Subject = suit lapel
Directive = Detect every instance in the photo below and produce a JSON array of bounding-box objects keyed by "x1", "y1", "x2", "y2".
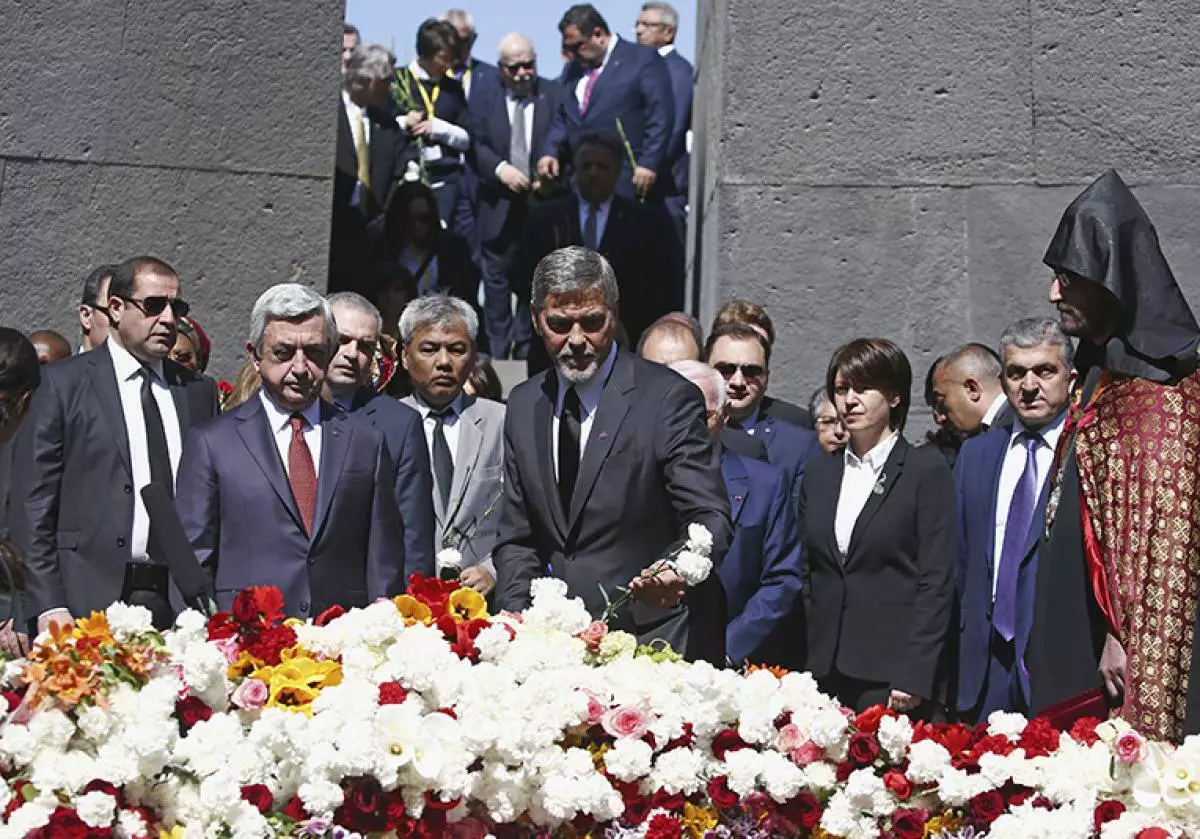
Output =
[
  {"x1": 532, "y1": 86, "x2": 552, "y2": 154},
  {"x1": 1022, "y1": 478, "x2": 1053, "y2": 564},
  {"x1": 722, "y1": 454, "x2": 750, "y2": 524},
  {"x1": 824, "y1": 455, "x2": 845, "y2": 566},
  {"x1": 587, "y1": 42, "x2": 623, "y2": 112},
  {"x1": 599, "y1": 200, "x2": 627, "y2": 254},
  {"x1": 981, "y1": 432, "x2": 1009, "y2": 574},
  {"x1": 90, "y1": 345, "x2": 133, "y2": 477},
  {"x1": 447, "y1": 399, "x2": 485, "y2": 527},
  {"x1": 846, "y1": 437, "x2": 908, "y2": 564},
  {"x1": 234, "y1": 397, "x2": 306, "y2": 532},
  {"x1": 536, "y1": 375, "x2": 568, "y2": 540},
  {"x1": 311, "y1": 403, "x2": 349, "y2": 545},
  {"x1": 568, "y1": 352, "x2": 632, "y2": 529}
]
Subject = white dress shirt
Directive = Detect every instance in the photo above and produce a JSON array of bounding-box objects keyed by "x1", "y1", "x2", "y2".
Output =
[
  {"x1": 574, "y1": 34, "x2": 621, "y2": 105},
  {"x1": 658, "y1": 44, "x2": 676, "y2": 57},
  {"x1": 258, "y1": 390, "x2": 322, "y2": 479},
  {"x1": 495, "y1": 91, "x2": 538, "y2": 176},
  {"x1": 981, "y1": 393, "x2": 1008, "y2": 430},
  {"x1": 405, "y1": 61, "x2": 470, "y2": 153},
  {"x1": 990, "y1": 413, "x2": 1064, "y2": 596},
  {"x1": 552, "y1": 346, "x2": 619, "y2": 479},
  {"x1": 107, "y1": 337, "x2": 184, "y2": 562},
  {"x1": 834, "y1": 431, "x2": 899, "y2": 557},
  {"x1": 412, "y1": 392, "x2": 465, "y2": 467},
  {"x1": 577, "y1": 195, "x2": 613, "y2": 248}
]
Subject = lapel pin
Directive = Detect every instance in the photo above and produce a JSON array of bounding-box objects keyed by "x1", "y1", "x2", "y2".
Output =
[
  {"x1": 598, "y1": 431, "x2": 609, "y2": 439},
  {"x1": 872, "y1": 472, "x2": 887, "y2": 495}
]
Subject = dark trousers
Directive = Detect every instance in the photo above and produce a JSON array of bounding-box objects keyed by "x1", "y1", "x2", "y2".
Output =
[
  {"x1": 431, "y1": 170, "x2": 463, "y2": 229},
  {"x1": 819, "y1": 667, "x2": 940, "y2": 720},
  {"x1": 120, "y1": 563, "x2": 173, "y2": 630},
  {"x1": 480, "y1": 205, "x2": 533, "y2": 360},
  {"x1": 961, "y1": 632, "x2": 1022, "y2": 724}
]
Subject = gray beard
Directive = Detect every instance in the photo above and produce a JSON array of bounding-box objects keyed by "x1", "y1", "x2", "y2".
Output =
[{"x1": 557, "y1": 360, "x2": 598, "y2": 384}]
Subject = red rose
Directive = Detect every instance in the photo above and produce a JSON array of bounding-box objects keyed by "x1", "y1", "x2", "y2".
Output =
[
  {"x1": 1135, "y1": 829, "x2": 1172, "y2": 839},
  {"x1": 707, "y1": 776, "x2": 739, "y2": 809},
  {"x1": 786, "y1": 792, "x2": 822, "y2": 829},
  {"x1": 624, "y1": 795, "x2": 651, "y2": 825},
  {"x1": 315, "y1": 604, "x2": 346, "y2": 626},
  {"x1": 1094, "y1": 800, "x2": 1126, "y2": 832},
  {"x1": 967, "y1": 790, "x2": 1005, "y2": 825},
  {"x1": 283, "y1": 795, "x2": 307, "y2": 821},
  {"x1": 848, "y1": 731, "x2": 881, "y2": 765},
  {"x1": 854, "y1": 704, "x2": 895, "y2": 734},
  {"x1": 644, "y1": 813, "x2": 682, "y2": 839},
  {"x1": 43, "y1": 808, "x2": 89, "y2": 839},
  {"x1": 232, "y1": 589, "x2": 262, "y2": 625},
  {"x1": 241, "y1": 784, "x2": 273, "y2": 814},
  {"x1": 883, "y1": 769, "x2": 913, "y2": 800},
  {"x1": 835, "y1": 761, "x2": 854, "y2": 782},
  {"x1": 1018, "y1": 717, "x2": 1061, "y2": 758},
  {"x1": 891, "y1": 807, "x2": 929, "y2": 839},
  {"x1": 206, "y1": 611, "x2": 239, "y2": 640},
  {"x1": 336, "y1": 776, "x2": 388, "y2": 832},
  {"x1": 379, "y1": 681, "x2": 409, "y2": 705},
  {"x1": 712, "y1": 727, "x2": 748, "y2": 760},
  {"x1": 385, "y1": 794, "x2": 407, "y2": 826},
  {"x1": 1070, "y1": 716, "x2": 1103, "y2": 746},
  {"x1": 175, "y1": 696, "x2": 212, "y2": 730},
  {"x1": 243, "y1": 624, "x2": 297, "y2": 665},
  {"x1": 424, "y1": 791, "x2": 460, "y2": 811},
  {"x1": 651, "y1": 789, "x2": 685, "y2": 811}
]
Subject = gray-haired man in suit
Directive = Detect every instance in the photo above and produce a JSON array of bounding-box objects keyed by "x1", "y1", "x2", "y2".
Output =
[{"x1": 400, "y1": 295, "x2": 506, "y2": 596}]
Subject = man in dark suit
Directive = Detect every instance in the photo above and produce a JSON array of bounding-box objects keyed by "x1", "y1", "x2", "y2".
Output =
[
  {"x1": 515, "y1": 133, "x2": 681, "y2": 376},
  {"x1": 537, "y1": 4, "x2": 673, "y2": 204},
  {"x1": 705, "y1": 324, "x2": 821, "y2": 513},
  {"x1": 670, "y1": 360, "x2": 803, "y2": 668},
  {"x1": 326, "y1": 292, "x2": 436, "y2": 579},
  {"x1": 471, "y1": 34, "x2": 574, "y2": 360},
  {"x1": 174, "y1": 284, "x2": 404, "y2": 620},
  {"x1": 12, "y1": 256, "x2": 219, "y2": 631},
  {"x1": 494, "y1": 246, "x2": 731, "y2": 664},
  {"x1": 954, "y1": 319, "x2": 1075, "y2": 722},
  {"x1": 932, "y1": 343, "x2": 1013, "y2": 437}
]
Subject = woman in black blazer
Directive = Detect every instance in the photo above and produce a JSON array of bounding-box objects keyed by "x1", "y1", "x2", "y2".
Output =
[{"x1": 800, "y1": 338, "x2": 955, "y2": 716}]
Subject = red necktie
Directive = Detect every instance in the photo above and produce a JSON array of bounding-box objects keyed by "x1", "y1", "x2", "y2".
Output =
[{"x1": 288, "y1": 415, "x2": 317, "y2": 535}]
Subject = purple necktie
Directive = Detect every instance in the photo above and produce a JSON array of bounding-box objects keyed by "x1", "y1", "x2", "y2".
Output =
[
  {"x1": 994, "y1": 431, "x2": 1041, "y2": 641},
  {"x1": 580, "y1": 69, "x2": 599, "y2": 115}
]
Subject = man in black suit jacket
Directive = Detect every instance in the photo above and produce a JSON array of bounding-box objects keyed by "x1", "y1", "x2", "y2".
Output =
[
  {"x1": 12, "y1": 257, "x2": 219, "y2": 631},
  {"x1": 494, "y1": 246, "x2": 731, "y2": 664},
  {"x1": 513, "y1": 133, "x2": 681, "y2": 376},
  {"x1": 330, "y1": 43, "x2": 405, "y2": 295},
  {"x1": 327, "y1": 293, "x2": 436, "y2": 578},
  {"x1": 470, "y1": 34, "x2": 574, "y2": 360}
]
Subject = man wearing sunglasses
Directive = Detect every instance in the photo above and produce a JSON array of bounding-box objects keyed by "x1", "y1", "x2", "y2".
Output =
[
  {"x1": 12, "y1": 256, "x2": 219, "y2": 634},
  {"x1": 705, "y1": 324, "x2": 820, "y2": 517}
]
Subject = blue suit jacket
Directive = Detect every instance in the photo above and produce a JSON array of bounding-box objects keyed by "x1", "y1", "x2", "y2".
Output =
[
  {"x1": 750, "y1": 411, "x2": 821, "y2": 515},
  {"x1": 174, "y1": 395, "x2": 406, "y2": 619},
  {"x1": 718, "y1": 450, "x2": 804, "y2": 667},
  {"x1": 954, "y1": 425, "x2": 1049, "y2": 712},
  {"x1": 661, "y1": 49, "x2": 693, "y2": 194},
  {"x1": 543, "y1": 38, "x2": 674, "y2": 194}
]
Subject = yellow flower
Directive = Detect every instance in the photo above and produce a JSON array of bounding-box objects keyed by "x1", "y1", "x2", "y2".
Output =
[
  {"x1": 159, "y1": 828, "x2": 186, "y2": 839},
  {"x1": 924, "y1": 813, "x2": 964, "y2": 837},
  {"x1": 447, "y1": 587, "x2": 488, "y2": 622},
  {"x1": 254, "y1": 648, "x2": 342, "y2": 715},
  {"x1": 393, "y1": 595, "x2": 433, "y2": 625},
  {"x1": 682, "y1": 803, "x2": 718, "y2": 838},
  {"x1": 589, "y1": 742, "x2": 610, "y2": 772},
  {"x1": 227, "y1": 651, "x2": 261, "y2": 681},
  {"x1": 73, "y1": 612, "x2": 114, "y2": 645}
]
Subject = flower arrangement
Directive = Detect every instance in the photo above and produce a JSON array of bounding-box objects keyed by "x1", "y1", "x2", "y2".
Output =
[{"x1": 0, "y1": 575, "x2": 1194, "y2": 838}]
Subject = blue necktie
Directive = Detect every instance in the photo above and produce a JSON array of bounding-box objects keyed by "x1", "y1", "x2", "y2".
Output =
[{"x1": 994, "y1": 431, "x2": 1041, "y2": 641}]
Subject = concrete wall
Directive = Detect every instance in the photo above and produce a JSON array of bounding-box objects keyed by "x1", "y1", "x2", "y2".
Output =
[
  {"x1": 0, "y1": 0, "x2": 341, "y2": 379},
  {"x1": 694, "y1": 0, "x2": 1200, "y2": 427}
]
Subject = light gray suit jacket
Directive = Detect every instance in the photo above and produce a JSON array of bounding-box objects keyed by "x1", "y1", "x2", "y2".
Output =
[{"x1": 402, "y1": 394, "x2": 506, "y2": 573}]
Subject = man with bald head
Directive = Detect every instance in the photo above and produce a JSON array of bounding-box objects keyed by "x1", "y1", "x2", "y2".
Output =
[
  {"x1": 28, "y1": 331, "x2": 72, "y2": 365},
  {"x1": 470, "y1": 32, "x2": 574, "y2": 359},
  {"x1": 932, "y1": 343, "x2": 1012, "y2": 436}
]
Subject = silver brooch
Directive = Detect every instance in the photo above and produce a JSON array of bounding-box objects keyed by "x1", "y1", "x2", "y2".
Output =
[{"x1": 872, "y1": 472, "x2": 887, "y2": 495}]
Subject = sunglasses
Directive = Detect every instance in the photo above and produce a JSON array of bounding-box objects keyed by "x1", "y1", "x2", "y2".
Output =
[
  {"x1": 503, "y1": 61, "x2": 536, "y2": 73},
  {"x1": 562, "y1": 41, "x2": 584, "y2": 55},
  {"x1": 120, "y1": 295, "x2": 191, "y2": 318},
  {"x1": 713, "y1": 362, "x2": 765, "y2": 381}
]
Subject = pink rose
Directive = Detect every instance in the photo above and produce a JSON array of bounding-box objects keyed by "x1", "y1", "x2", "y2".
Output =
[
  {"x1": 602, "y1": 705, "x2": 650, "y2": 740},
  {"x1": 578, "y1": 620, "x2": 609, "y2": 651},
  {"x1": 587, "y1": 694, "x2": 607, "y2": 726},
  {"x1": 1115, "y1": 730, "x2": 1146, "y2": 765},
  {"x1": 231, "y1": 678, "x2": 269, "y2": 710},
  {"x1": 790, "y1": 741, "x2": 825, "y2": 766},
  {"x1": 214, "y1": 636, "x2": 241, "y2": 664},
  {"x1": 777, "y1": 723, "x2": 803, "y2": 752}
]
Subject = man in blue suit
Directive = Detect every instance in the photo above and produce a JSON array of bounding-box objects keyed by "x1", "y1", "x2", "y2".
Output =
[
  {"x1": 537, "y1": 4, "x2": 674, "y2": 203},
  {"x1": 470, "y1": 33, "x2": 575, "y2": 360},
  {"x1": 174, "y1": 285, "x2": 406, "y2": 620},
  {"x1": 954, "y1": 318, "x2": 1075, "y2": 722},
  {"x1": 670, "y1": 360, "x2": 804, "y2": 668},
  {"x1": 705, "y1": 324, "x2": 821, "y2": 515}
]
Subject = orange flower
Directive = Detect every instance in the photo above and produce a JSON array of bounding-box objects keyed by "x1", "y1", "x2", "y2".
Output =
[
  {"x1": 73, "y1": 612, "x2": 115, "y2": 645},
  {"x1": 393, "y1": 595, "x2": 433, "y2": 625}
]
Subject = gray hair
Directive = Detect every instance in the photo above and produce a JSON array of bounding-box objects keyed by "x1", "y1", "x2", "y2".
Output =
[
  {"x1": 808, "y1": 385, "x2": 833, "y2": 419},
  {"x1": 345, "y1": 43, "x2": 396, "y2": 87},
  {"x1": 531, "y1": 246, "x2": 619, "y2": 312},
  {"x1": 641, "y1": 2, "x2": 679, "y2": 29},
  {"x1": 399, "y1": 294, "x2": 479, "y2": 344},
  {"x1": 943, "y1": 342, "x2": 1003, "y2": 381},
  {"x1": 328, "y1": 291, "x2": 383, "y2": 337},
  {"x1": 999, "y1": 317, "x2": 1075, "y2": 368},
  {"x1": 668, "y1": 359, "x2": 727, "y2": 412},
  {"x1": 498, "y1": 32, "x2": 535, "y2": 60},
  {"x1": 440, "y1": 8, "x2": 476, "y2": 34},
  {"x1": 249, "y1": 284, "x2": 337, "y2": 358}
]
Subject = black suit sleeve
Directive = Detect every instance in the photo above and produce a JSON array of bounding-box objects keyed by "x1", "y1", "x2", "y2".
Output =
[
  {"x1": 368, "y1": 432, "x2": 406, "y2": 596},
  {"x1": 175, "y1": 426, "x2": 220, "y2": 585},
  {"x1": 493, "y1": 408, "x2": 542, "y2": 612},
  {"x1": 394, "y1": 414, "x2": 436, "y2": 577}
]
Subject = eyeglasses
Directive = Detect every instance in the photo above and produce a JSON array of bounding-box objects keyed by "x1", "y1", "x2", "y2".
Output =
[
  {"x1": 713, "y1": 362, "x2": 765, "y2": 381},
  {"x1": 815, "y1": 417, "x2": 843, "y2": 428},
  {"x1": 502, "y1": 61, "x2": 536, "y2": 73},
  {"x1": 120, "y1": 296, "x2": 190, "y2": 318},
  {"x1": 543, "y1": 312, "x2": 608, "y2": 334}
]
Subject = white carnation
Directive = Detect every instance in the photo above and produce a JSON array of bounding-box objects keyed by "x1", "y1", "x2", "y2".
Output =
[
  {"x1": 74, "y1": 791, "x2": 117, "y2": 828},
  {"x1": 686, "y1": 523, "x2": 714, "y2": 553},
  {"x1": 604, "y1": 738, "x2": 653, "y2": 782},
  {"x1": 807, "y1": 706, "x2": 850, "y2": 749},
  {"x1": 877, "y1": 713, "x2": 912, "y2": 762},
  {"x1": 105, "y1": 601, "x2": 154, "y2": 640},
  {"x1": 988, "y1": 710, "x2": 1029, "y2": 742},
  {"x1": 299, "y1": 779, "x2": 344, "y2": 814},
  {"x1": 437, "y1": 548, "x2": 464, "y2": 572},
  {"x1": 672, "y1": 549, "x2": 712, "y2": 586},
  {"x1": 722, "y1": 748, "x2": 763, "y2": 797},
  {"x1": 760, "y1": 750, "x2": 804, "y2": 802},
  {"x1": 649, "y1": 748, "x2": 706, "y2": 795},
  {"x1": 905, "y1": 739, "x2": 952, "y2": 784}
]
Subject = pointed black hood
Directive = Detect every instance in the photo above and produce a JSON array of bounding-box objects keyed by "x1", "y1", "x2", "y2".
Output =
[{"x1": 1043, "y1": 169, "x2": 1200, "y2": 383}]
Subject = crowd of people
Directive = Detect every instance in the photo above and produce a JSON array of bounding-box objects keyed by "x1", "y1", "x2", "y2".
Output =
[{"x1": 0, "y1": 2, "x2": 1195, "y2": 751}]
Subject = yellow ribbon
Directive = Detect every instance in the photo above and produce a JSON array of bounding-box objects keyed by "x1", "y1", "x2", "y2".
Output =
[{"x1": 410, "y1": 61, "x2": 441, "y2": 117}]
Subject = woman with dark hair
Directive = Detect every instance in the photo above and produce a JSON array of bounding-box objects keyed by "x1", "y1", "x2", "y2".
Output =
[
  {"x1": 0, "y1": 328, "x2": 41, "y2": 654},
  {"x1": 800, "y1": 338, "x2": 955, "y2": 717},
  {"x1": 463, "y1": 356, "x2": 503, "y2": 403},
  {"x1": 378, "y1": 181, "x2": 479, "y2": 304}
]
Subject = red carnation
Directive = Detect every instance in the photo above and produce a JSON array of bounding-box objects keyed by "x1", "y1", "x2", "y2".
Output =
[
  {"x1": 251, "y1": 586, "x2": 286, "y2": 622},
  {"x1": 847, "y1": 730, "x2": 881, "y2": 765},
  {"x1": 624, "y1": 794, "x2": 652, "y2": 825},
  {"x1": 644, "y1": 813, "x2": 682, "y2": 839},
  {"x1": 854, "y1": 704, "x2": 894, "y2": 734},
  {"x1": 651, "y1": 789, "x2": 685, "y2": 812},
  {"x1": 379, "y1": 681, "x2": 409, "y2": 705},
  {"x1": 1018, "y1": 717, "x2": 1061, "y2": 758},
  {"x1": 712, "y1": 727, "x2": 748, "y2": 760},
  {"x1": 241, "y1": 784, "x2": 273, "y2": 814},
  {"x1": 40, "y1": 807, "x2": 90, "y2": 839},
  {"x1": 707, "y1": 775, "x2": 739, "y2": 809},
  {"x1": 1135, "y1": 829, "x2": 1171, "y2": 839},
  {"x1": 232, "y1": 589, "x2": 263, "y2": 625},
  {"x1": 175, "y1": 696, "x2": 212, "y2": 731},
  {"x1": 283, "y1": 795, "x2": 307, "y2": 821},
  {"x1": 967, "y1": 790, "x2": 1005, "y2": 825},
  {"x1": 244, "y1": 624, "x2": 297, "y2": 665},
  {"x1": 315, "y1": 604, "x2": 346, "y2": 626},
  {"x1": 206, "y1": 611, "x2": 239, "y2": 640},
  {"x1": 891, "y1": 807, "x2": 929, "y2": 839},
  {"x1": 785, "y1": 792, "x2": 822, "y2": 829},
  {"x1": 1094, "y1": 800, "x2": 1126, "y2": 832},
  {"x1": 662, "y1": 722, "x2": 695, "y2": 752},
  {"x1": 835, "y1": 761, "x2": 855, "y2": 782},
  {"x1": 968, "y1": 733, "x2": 1016, "y2": 764},
  {"x1": 1070, "y1": 716, "x2": 1103, "y2": 746},
  {"x1": 883, "y1": 769, "x2": 913, "y2": 800}
]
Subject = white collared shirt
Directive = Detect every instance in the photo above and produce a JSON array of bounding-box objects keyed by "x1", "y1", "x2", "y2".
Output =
[
  {"x1": 258, "y1": 389, "x2": 322, "y2": 479},
  {"x1": 577, "y1": 195, "x2": 613, "y2": 248},
  {"x1": 737, "y1": 408, "x2": 763, "y2": 435},
  {"x1": 412, "y1": 392, "x2": 465, "y2": 468},
  {"x1": 495, "y1": 90, "x2": 538, "y2": 176},
  {"x1": 991, "y1": 413, "x2": 1065, "y2": 596},
  {"x1": 834, "y1": 430, "x2": 899, "y2": 557},
  {"x1": 574, "y1": 34, "x2": 620, "y2": 105},
  {"x1": 552, "y1": 346, "x2": 619, "y2": 479},
  {"x1": 107, "y1": 337, "x2": 184, "y2": 562},
  {"x1": 981, "y1": 392, "x2": 1008, "y2": 430}
]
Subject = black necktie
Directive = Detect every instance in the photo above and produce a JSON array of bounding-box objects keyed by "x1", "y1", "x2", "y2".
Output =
[
  {"x1": 558, "y1": 387, "x2": 582, "y2": 513},
  {"x1": 140, "y1": 368, "x2": 173, "y2": 561},
  {"x1": 431, "y1": 407, "x2": 454, "y2": 511}
]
